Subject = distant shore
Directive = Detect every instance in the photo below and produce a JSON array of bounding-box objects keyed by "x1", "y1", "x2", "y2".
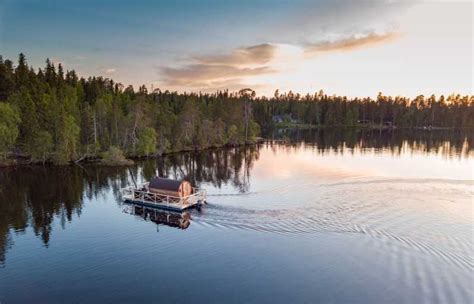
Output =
[{"x1": 271, "y1": 123, "x2": 467, "y2": 131}]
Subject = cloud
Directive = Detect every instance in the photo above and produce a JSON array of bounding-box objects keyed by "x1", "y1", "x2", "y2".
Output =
[
  {"x1": 305, "y1": 32, "x2": 401, "y2": 54},
  {"x1": 99, "y1": 67, "x2": 117, "y2": 74},
  {"x1": 193, "y1": 43, "x2": 277, "y2": 66},
  {"x1": 162, "y1": 65, "x2": 273, "y2": 86},
  {"x1": 159, "y1": 44, "x2": 278, "y2": 91},
  {"x1": 158, "y1": 33, "x2": 400, "y2": 93}
]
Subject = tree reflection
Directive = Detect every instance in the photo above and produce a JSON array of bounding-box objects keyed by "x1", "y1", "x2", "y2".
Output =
[
  {"x1": 0, "y1": 146, "x2": 260, "y2": 265},
  {"x1": 270, "y1": 129, "x2": 472, "y2": 158},
  {"x1": 0, "y1": 166, "x2": 129, "y2": 265},
  {"x1": 150, "y1": 145, "x2": 260, "y2": 193},
  {"x1": 0, "y1": 130, "x2": 471, "y2": 265}
]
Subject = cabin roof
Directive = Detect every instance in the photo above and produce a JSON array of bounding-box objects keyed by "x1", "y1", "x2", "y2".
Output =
[{"x1": 149, "y1": 177, "x2": 185, "y2": 192}]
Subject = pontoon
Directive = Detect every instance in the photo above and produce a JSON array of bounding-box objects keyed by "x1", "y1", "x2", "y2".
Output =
[{"x1": 121, "y1": 176, "x2": 206, "y2": 211}]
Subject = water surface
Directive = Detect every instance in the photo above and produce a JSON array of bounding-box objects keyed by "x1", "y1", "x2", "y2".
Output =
[{"x1": 0, "y1": 129, "x2": 472, "y2": 303}]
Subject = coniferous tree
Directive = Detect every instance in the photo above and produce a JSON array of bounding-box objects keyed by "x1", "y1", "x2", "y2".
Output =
[
  {"x1": 0, "y1": 103, "x2": 20, "y2": 159},
  {"x1": 0, "y1": 54, "x2": 472, "y2": 165}
]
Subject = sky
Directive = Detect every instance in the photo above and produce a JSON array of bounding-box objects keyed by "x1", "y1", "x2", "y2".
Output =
[{"x1": 0, "y1": 0, "x2": 472, "y2": 97}]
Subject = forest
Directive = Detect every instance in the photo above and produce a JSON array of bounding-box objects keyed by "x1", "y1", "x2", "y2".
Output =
[{"x1": 0, "y1": 54, "x2": 473, "y2": 165}]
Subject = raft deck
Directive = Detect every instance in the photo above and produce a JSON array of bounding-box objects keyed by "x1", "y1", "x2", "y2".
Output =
[{"x1": 121, "y1": 182, "x2": 206, "y2": 211}]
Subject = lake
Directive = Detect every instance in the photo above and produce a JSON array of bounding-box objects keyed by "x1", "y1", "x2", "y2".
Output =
[{"x1": 0, "y1": 129, "x2": 472, "y2": 303}]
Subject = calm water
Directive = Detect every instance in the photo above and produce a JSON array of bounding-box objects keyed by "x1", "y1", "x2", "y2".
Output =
[{"x1": 0, "y1": 129, "x2": 473, "y2": 303}]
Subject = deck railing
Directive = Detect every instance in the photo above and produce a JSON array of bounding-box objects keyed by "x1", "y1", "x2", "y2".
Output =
[{"x1": 121, "y1": 183, "x2": 206, "y2": 208}]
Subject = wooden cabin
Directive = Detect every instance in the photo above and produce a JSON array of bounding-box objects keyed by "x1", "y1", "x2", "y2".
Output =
[
  {"x1": 148, "y1": 177, "x2": 193, "y2": 198},
  {"x1": 121, "y1": 173, "x2": 205, "y2": 211}
]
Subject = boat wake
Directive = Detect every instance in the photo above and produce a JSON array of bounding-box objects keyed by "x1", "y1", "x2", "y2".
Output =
[{"x1": 191, "y1": 199, "x2": 473, "y2": 303}]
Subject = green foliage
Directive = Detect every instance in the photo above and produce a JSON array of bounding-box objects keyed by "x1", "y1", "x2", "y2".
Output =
[
  {"x1": 227, "y1": 125, "x2": 239, "y2": 145},
  {"x1": 101, "y1": 146, "x2": 133, "y2": 165},
  {"x1": 0, "y1": 54, "x2": 472, "y2": 165},
  {"x1": 345, "y1": 104, "x2": 359, "y2": 127},
  {"x1": 29, "y1": 131, "x2": 53, "y2": 163},
  {"x1": 7, "y1": 90, "x2": 39, "y2": 143},
  {"x1": 136, "y1": 127, "x2": 157, "y2": 156},
  {"x1": 55, "y1": 115, "x2": 80, "y2": 164},
  {"x1": 248, "y1": 121, "x2": 261, "y2": 140},
  {"x1": 0, "y1": 103, "x2": 20, "y2": 158}
]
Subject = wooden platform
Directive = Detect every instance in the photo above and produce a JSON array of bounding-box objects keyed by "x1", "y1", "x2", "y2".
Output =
[{"x1": 121, "y1": 183, "x2": 206, "y2": 212}]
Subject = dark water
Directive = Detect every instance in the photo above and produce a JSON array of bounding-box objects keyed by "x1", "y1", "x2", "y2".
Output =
[{"x1": 0, "y1": 129, "x2": 473, "y2": 303}]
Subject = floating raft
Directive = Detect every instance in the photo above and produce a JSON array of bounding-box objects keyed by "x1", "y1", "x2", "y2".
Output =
[{"x1": 121, "y1": 177, "x2": 206, "y2": 211}]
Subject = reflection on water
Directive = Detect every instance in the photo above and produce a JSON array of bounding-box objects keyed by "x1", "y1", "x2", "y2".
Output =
[
  {"x1": 0, "y1": 146, "x2": 259, "y2": 265},
  {"x1": 272, "y1": 128, "x2": 472, "y2": 159},
  {"x1": 0, "y1": 129, "x2": 472, "y2": 303},
  {"x1": 0, "y1": 166, "x2": 129, "y2": 265},
  {"x1": 123, "y1": 203, "x2": 192, "y2": 230}
]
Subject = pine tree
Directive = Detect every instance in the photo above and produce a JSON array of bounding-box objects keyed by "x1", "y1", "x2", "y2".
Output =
[{"x1": 0, "y1": 102, "x2": 20, "y2": 159}]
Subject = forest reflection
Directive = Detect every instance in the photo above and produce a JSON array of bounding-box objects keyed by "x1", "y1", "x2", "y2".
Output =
[
  {"x1": 0, "y1": 165, "x2": 130, "y2": 266},
  {"x1": 271, "y1": 128, "x2": 472, "y2": 159},
  {"x1": 0, "y1": 146, "x2": 259, "y2": 265},
  {"x1": 0, "y1": 129, "x2": 471, "y2": 265}
]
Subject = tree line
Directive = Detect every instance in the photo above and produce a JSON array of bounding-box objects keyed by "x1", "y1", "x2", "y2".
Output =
[
  {"x1": 253, "y1": 89, "x2": 474, "y2": 129},
  {"x1": 0, "y1": 54, "x2": 472, "y2": 164},
  {"x1": 0, "y1": 54, "x2": 260, "y2": 164}
]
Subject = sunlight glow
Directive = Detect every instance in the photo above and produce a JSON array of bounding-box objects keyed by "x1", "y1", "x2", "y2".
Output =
[{"x1": 243, "y1": 2, "x2": 473, "y2": 97}]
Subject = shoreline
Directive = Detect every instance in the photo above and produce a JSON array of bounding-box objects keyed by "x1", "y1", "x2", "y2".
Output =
[
  {"x1": 1, "y1": 126, "x2": 472, "y2": 168},
  {"x1": 0, "y1": 139, "x2": 265, "y2": 168},
  {"x1": 271, "y1": 123, "x2": 470, "y2": 131}
]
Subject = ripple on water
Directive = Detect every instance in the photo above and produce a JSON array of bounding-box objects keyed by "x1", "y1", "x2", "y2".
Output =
[{"x1": 192, "y1": 178, "x2": 473, "y2": 302}]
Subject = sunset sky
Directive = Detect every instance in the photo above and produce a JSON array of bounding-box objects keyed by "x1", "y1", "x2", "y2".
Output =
[{"x1": 1, "y1": 0, "x2": 472, "y2": 97}]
